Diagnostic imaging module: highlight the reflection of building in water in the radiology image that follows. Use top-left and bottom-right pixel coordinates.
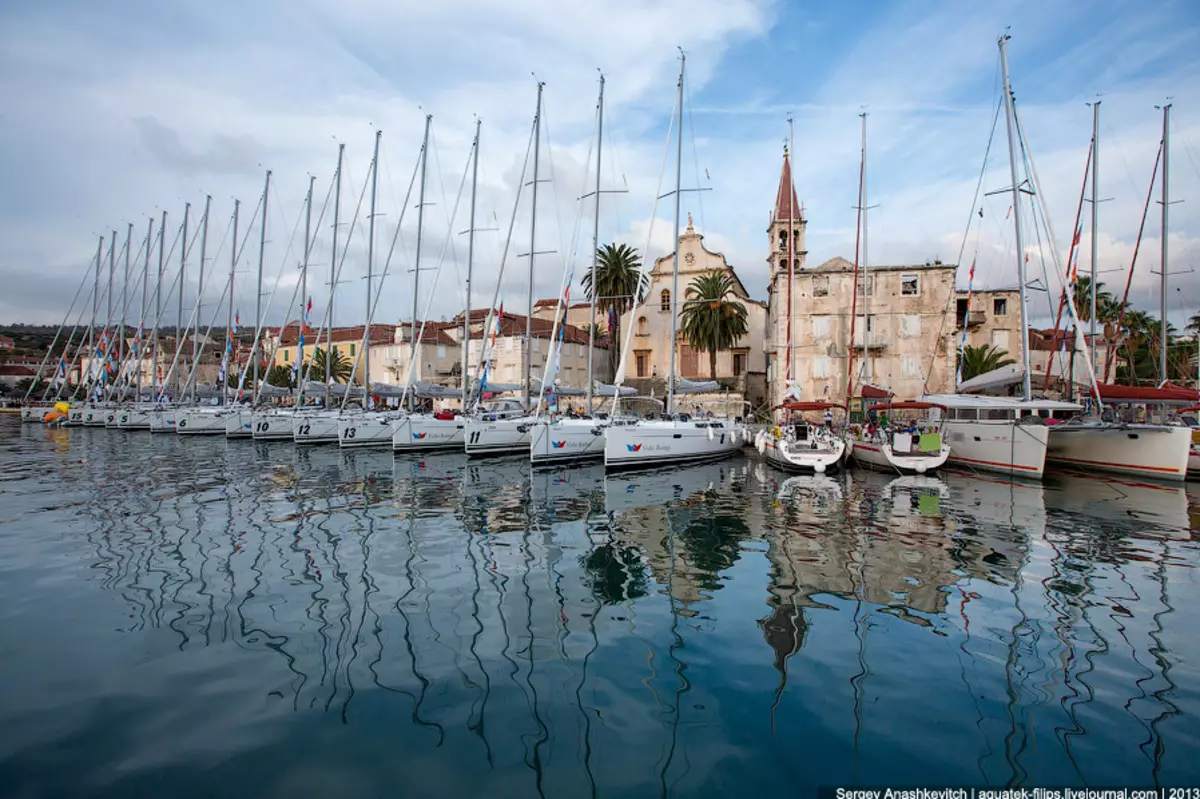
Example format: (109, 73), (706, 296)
(755, 473), (1031, 673)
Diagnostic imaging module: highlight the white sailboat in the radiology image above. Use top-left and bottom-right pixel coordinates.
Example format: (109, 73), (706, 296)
(528, 74), (633, 466)
(756, 402), (847, 474)
(604, 53), (745, 470)
(338, 128), (402, 449)
(924, 35), (1082, 480)
(464, 85), (548, 459)
(225, 171), (272, 439)
(1041, 104), (1192, 482)
(849, 401), (951, 475)
(180, 198), (241, 436)
(393, 119), (474, 454)
(117, 217), (159, 430)
(294, 143), (346, 446)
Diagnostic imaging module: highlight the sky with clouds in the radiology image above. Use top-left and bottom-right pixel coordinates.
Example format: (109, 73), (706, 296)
(2, 0), (1199, 334)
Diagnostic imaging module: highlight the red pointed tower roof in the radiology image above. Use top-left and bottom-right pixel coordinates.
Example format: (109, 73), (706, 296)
(774, 147), (801, 222)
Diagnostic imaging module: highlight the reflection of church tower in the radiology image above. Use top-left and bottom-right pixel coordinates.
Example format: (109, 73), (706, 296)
(767, 148), (807, 402)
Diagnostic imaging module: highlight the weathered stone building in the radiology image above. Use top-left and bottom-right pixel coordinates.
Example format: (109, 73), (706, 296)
(765, 151), (957, 408)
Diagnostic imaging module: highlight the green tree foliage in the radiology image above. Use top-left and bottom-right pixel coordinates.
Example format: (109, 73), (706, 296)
(678, 271), (749, 380)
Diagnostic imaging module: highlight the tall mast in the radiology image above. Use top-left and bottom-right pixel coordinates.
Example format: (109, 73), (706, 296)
(89, 235), (101, 394)
(177, 203), (189, 398)
(224, 200), (239, 406)
(463, 119), (481, 405)
(1160, 103), (1171, 385)
(301, 175), (314, 387)
(525, 82), (544, 411)
(106, 232), (115, 396)
(154, 210), (166, 397)
(253, 172), (271, 395)
(846, 115), (865, 402)
(998, 34), (1032, 401)
(120, 223), (131, 396)
(328, 144), (344, 400)
(786, 118), (795, 388)
(411, 115), (432, 411)
(139, 218), (152, 400)
(1090, 102), (1100, 373)
(193, 195), (211, 400)
(365, 130), (381, 406)
(864, 112), (873, 376)
(587, 75), (605, 412)
(666, 52), (685, 416)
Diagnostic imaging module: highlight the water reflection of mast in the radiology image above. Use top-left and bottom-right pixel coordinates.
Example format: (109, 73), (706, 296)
(1145, 540), (1179, 786)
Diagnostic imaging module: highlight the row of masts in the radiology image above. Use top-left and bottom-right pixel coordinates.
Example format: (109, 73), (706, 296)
(30, 74), (622, 416)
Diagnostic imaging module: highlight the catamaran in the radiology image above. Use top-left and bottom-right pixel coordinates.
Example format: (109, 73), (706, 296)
(603, 53), (746, 470)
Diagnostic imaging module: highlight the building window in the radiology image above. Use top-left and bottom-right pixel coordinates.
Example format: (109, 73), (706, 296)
(900, 315), (921, 338)
(812, 316), (830, 340)
(283, 350), (289, 362)
(993, 297), (1008, 316)
(636, 352), (648, 378)
(732, 352), (746, 376)
(901, 274), (920, 296)
(857, 276), (873, 296)
(637, 316), (648, 336)
(812, 356), (831, 379)
(859, 357), (873, 378)
(533, 338), (540, 353)
(660, 290), (671, 312)
(812, 276), (829, 297)
(778, 230), (788, 252)
(350, 343), (356, 357)
(902, 356), (922, 378)
(437, 344), (446, 358)
(992, 330), (1008, 350)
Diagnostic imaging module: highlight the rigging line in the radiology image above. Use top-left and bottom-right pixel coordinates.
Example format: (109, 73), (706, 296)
(469, 115), (537, 399)
(340, 139), (423, 410)
(177, 211), (237, 397)
(532, 103), (598, 419)
(923, 95), (1002, 392)
(295, 167), (371, 404)
(609, 82), (677, 414)
(1014, 99), (1104, 404)
(1170, 106), (1200, 185)
(429, 127), (465, 303)
(684, 75), (707, 234)
(538, 97), (572, 289)
(22, 254), (94, 399)
(399, 132), (475, 406)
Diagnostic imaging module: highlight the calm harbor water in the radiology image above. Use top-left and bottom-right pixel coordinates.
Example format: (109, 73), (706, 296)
(1, 416), (1198, 797)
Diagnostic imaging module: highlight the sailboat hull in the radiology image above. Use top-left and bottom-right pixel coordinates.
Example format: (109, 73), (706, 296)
(82, 406), (106, 427)
(850, 435), (950, 475)
(338, 414), (395, 449)
(116, 407), (152, 430)
(464, 417), (533, 457)
(529, 418), (605, 464)
(251, 411), (295, 441)
(393, 415), (465, 452)
(1047, 424), (1189, 482)
(224, 409), (253, 438)
(604, 420), (742, 470)
(293, 411), (341, 445)
(941, 420), (1048, 479)
(177, 408), (228, 435)
(756, 431), (846, 474)
(149, 408), (177, 433)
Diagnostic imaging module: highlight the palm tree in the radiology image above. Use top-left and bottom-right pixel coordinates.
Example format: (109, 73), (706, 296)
(958, 344), (1015, 382)
(1187, 314), (1200, 336)
(308, 347), (353, 384)
(1071, 276), (1118, 323)
(265, 364), (295, 389)
(580, 243), (647, 373)
(678, 271), (749, 380)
